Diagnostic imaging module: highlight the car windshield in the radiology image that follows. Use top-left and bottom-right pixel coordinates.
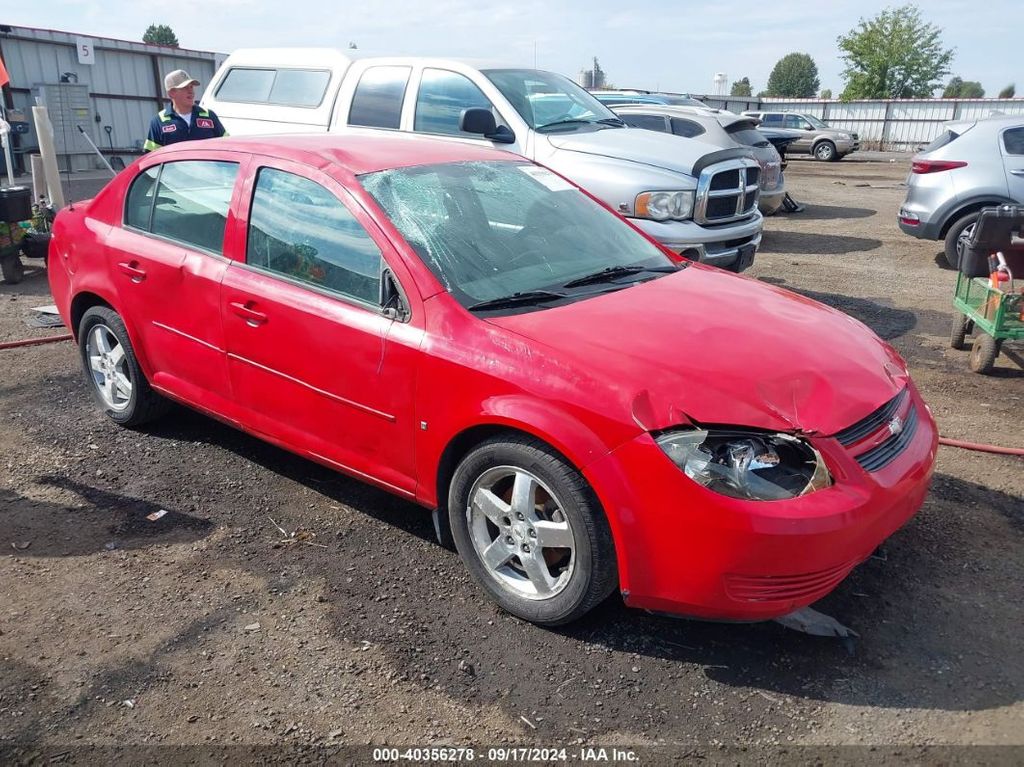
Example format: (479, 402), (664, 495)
(360, 161), (676, 312)
(805, 114), (829, 129)
(484, 69), (622, 131)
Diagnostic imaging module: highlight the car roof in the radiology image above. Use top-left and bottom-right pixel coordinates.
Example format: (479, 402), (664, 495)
(150, 132), (520, 175)
(613, 104), (756, 130)
(223, 48), (523, 72)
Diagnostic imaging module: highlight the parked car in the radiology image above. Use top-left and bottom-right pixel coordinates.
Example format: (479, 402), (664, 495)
(591, 90), (708, 108)
(613, 104), (785, 215)
(49, 134), (937, 626)
(742, 111), (859, 161)
(201, 50), (762, 271)
(898, 115), (1024, 268)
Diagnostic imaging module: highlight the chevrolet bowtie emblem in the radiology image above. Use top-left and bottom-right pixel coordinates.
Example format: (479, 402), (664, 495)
(887, 415), (904, 437)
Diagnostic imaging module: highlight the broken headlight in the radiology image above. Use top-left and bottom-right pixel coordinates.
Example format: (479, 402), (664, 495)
(655, 429), (832, 501)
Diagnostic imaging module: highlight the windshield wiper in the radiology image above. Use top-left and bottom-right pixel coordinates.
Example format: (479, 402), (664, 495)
(467, 289), (567, 311)
(562, 264), (678, 289)
(536, 118), (596, 132)
(596, 117), (625, 127)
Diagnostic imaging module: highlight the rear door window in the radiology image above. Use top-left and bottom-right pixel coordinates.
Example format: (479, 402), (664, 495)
(414, 69), (495, 136)
(349, 66), (411, 129)
(760, 114), (783, 127)
(670, 118), (706, 138)
(125, 166), (160, 230)
(621, 114), (670, 132)
(1003, 127), (1024, 155)
(247, 168), (382, 305)
(149, 161), (239, 254)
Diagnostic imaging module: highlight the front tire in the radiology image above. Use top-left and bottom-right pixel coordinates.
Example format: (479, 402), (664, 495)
(78, 306), (169, 426)
(448, 436), (618, 626)
(813, 141), (837, 161)
(968, 334), (999, 374)
(944, 212), (980, 270)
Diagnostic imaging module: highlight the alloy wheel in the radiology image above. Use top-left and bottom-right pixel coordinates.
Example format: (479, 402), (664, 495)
(86, 324), (133, 411)
(466, 466), (576, 600)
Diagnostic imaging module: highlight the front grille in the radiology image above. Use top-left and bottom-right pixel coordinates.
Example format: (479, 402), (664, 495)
(835, 388), (908, 447)
(696, 161), (761, 224)
(707, 198), (737, 218)
(710, 170), (740, 191)
(855, 405), (919, 472)
(725, 560), (856, 603)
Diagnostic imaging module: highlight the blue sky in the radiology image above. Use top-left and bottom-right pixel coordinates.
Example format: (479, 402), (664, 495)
(5, 1), (1018, 96)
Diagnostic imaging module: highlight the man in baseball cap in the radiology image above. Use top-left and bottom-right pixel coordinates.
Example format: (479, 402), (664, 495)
(143, 69), (227, 151)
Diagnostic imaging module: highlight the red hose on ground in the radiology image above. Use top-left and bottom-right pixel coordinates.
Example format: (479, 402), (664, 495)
(0, 333), (73, 350)
(939, 436), (1024, 457)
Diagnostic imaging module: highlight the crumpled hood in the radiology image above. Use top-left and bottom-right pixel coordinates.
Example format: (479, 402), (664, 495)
(544, 127), (716, 177)
(490, 267), (908, 436)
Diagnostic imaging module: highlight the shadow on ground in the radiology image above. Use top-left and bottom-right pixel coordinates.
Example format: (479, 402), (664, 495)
(760, 230), (882, 255)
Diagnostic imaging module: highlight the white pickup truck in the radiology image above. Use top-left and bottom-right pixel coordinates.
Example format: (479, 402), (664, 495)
(202, 49), (763, 270)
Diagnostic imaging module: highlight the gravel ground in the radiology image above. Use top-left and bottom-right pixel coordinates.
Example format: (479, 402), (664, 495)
(0, 156), (1021, 761)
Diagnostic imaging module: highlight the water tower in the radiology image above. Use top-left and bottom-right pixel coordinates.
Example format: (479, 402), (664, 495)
(713, 73), (727, 96)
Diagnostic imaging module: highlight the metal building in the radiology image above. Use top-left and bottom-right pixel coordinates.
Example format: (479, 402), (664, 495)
(0, 24), (223, 173)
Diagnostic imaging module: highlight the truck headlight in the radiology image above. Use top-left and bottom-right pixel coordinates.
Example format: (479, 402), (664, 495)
(634, 190), (694, 221)
(655, 429), (832, 501)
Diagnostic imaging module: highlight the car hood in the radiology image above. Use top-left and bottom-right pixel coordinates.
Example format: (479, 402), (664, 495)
(543, 127), (720, 176)
(489, 266), (907, 436)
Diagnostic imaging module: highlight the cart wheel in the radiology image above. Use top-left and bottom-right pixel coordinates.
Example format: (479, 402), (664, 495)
(949, 312), (970, 350)
(968, 334), (1000, 374)
(1, 254), (25, 285)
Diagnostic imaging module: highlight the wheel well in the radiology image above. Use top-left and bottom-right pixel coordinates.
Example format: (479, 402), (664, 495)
(812, 138), (835, 150)
(435, 425), (536, 514)
(938, 201), (1011, 239)
(69, 292), (113, 339)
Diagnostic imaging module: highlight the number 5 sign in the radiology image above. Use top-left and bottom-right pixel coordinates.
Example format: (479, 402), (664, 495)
(76, 37), (95, 65)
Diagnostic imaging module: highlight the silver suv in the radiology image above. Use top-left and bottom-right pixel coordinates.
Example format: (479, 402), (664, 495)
(898, 115), (1024, 267)
(743, 111), (859, 161)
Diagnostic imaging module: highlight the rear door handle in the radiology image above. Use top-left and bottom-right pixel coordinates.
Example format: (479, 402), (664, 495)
(117, 261), (146, 282)
(229, 300), (268, 327)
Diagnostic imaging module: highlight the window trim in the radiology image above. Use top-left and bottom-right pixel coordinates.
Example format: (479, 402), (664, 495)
(213, 66), (332, 109)
(121, 160), (238, 260)
(241, 164), (396, 316)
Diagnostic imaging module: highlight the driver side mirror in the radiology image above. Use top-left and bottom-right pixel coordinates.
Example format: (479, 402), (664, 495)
(380, 270), (409, 322)
(459, 108), (516, 144)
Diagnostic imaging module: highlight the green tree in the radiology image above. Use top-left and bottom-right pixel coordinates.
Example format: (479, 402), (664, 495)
(837, 4), (953, 99)
(143, 24), (179, 47)
(999, 83), (1016, 98)
(765, 53), (820, 98)
(943, 77), (985, 98)
(821, 88), (833, 100)
(730, 77), (752, 97)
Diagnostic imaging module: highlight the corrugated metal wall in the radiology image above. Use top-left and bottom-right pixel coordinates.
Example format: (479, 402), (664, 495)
(699, 95), (1024, 150)
(0, 25), (222, 171)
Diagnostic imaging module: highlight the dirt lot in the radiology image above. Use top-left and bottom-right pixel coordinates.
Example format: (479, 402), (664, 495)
(0, 156), (1021, 760)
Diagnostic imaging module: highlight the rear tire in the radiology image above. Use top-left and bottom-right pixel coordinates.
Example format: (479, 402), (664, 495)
(448, 435), (618, 626)
(943, 212), (980, 270)
(813, 141), (837, 162)
(949, 312), (970, 350)
(968, 334), (999, 374)
(1, 254), (24, 284)
(78, 306), (170, 426)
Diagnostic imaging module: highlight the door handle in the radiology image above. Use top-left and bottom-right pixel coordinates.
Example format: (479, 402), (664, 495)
(229, 300), (268, 327)
(1011, 169), (1024, 176)
(117, 261), (146, 282)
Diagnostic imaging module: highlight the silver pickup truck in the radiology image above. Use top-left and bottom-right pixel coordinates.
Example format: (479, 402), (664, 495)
(202, 49), (763, 270)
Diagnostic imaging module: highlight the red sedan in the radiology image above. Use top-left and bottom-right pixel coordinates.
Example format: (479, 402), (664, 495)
(48, 134), (937, 626)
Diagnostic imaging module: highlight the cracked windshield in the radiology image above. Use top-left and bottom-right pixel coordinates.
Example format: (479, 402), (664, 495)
(360, 161), (677, 311)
